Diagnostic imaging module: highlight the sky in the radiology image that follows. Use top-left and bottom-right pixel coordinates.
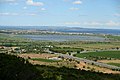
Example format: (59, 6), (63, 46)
(0, 0), (120, 29)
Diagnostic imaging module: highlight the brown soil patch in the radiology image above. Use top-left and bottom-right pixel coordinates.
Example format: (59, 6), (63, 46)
(98, 60), (120, 63)
(76, 61), (120, 74)
(18, 53), (76, 68)
(18, 53), (57, 59)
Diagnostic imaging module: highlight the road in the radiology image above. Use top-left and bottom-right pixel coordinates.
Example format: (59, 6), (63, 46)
(45, 49), (120, 70)
(59, 54), (120, 70)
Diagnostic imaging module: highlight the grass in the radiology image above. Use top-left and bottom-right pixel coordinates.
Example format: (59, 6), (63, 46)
(107, 63), (120, 67)
(107, 35), (120, 41)
(76, 51), (120, 59)
(53, 48), (83, 51)
(49, 47), (84, 54)
(54, 41), (120, 51)
(31, 58), (61, 62)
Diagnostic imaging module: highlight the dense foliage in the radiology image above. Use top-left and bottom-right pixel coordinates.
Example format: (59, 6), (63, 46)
(49, 47), (84, 54)
(0, 53), (41, 80)
(0, 53), (120, 80)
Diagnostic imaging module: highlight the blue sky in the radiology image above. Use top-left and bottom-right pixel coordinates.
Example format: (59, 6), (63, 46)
(0, 0), (120, 29)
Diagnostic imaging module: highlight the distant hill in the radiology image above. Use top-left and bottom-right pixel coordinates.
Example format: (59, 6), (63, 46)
(0, 26), (120, 35)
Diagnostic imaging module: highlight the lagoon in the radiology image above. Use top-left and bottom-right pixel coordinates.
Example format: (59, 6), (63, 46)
(18, 34), (105, 41)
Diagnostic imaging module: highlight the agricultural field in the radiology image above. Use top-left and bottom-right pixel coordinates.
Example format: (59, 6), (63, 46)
(98, 60), (120, 67)
(107, 63), (120, 67)
(106, 35), (120, 41)
(76, 51), (120, 60)
(18, 53), (120, 74)
(76, 51), (120, 70)
(18, 53), (77, 68)
(0, 33), (120, 74)
(53, 41), (120, 51)
(49, 47), (84, 54)
(0, 33), (53, 53)
(0, 33), (120, 52)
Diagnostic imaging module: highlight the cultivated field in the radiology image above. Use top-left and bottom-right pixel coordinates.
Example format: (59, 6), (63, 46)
(76, 51), (120, 60)
(1, 33), (120, 74)
(98, 60), (120, 67)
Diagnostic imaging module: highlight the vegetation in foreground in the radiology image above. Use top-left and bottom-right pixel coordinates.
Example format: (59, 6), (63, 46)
(31, 58), (61, 62)
(0, 53), (120, 80)
(49, 47), (84, 54)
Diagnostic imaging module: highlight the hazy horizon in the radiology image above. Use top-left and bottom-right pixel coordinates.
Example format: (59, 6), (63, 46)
(0, 0), (120, 29)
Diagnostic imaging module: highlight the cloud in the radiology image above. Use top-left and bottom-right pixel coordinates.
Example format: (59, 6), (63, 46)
(0, 0), (18, 4)
(0, 12), (19, 16)
(23, 7), (27, 9)
(9, 2), (18, 5)
(64, 21), (120, 27)
(83, 21), (120, 26)
(105, 21), (120, 26)
(65, 22), (80, 25)
(114, 13), (120, 17)
(83, 22), (102, 26)
(78, 14), (88, 16)
(2, 0), (16, 2)
(40, 8), (46, 11)
(0, 12), (37, 16)
(6, 0), (15, 2)
(26, 0), (44, 6)
(73, 0), (82, 5)
(25, 13), (37, 16)
(63, 0), (69, 1)
(70, 7), (79, 10)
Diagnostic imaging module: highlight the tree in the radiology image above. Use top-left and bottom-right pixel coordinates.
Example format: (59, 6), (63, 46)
(77, 51), (80, 54)
(116, 47), (119, 50)
(68, 52), (71, 55)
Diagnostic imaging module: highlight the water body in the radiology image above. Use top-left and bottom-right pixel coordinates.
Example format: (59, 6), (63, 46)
(19, 34), (105, 41)
(56, 28), (120, 35)
(0, 26), (120, 35)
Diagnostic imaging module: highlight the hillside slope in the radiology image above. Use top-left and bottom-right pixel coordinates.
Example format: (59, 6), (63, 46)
(0, 53), (120, 80)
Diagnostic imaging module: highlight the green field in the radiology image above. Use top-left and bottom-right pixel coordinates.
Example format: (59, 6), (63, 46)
(76, 51), (120, 60)
(54, 41), (120, 51)
(49, 47), (84, 54)
(0, 33), (120, 55)
(107, 63), (120, 67)
(31, 58), (61, 62)
(106, 35), (120, 41)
